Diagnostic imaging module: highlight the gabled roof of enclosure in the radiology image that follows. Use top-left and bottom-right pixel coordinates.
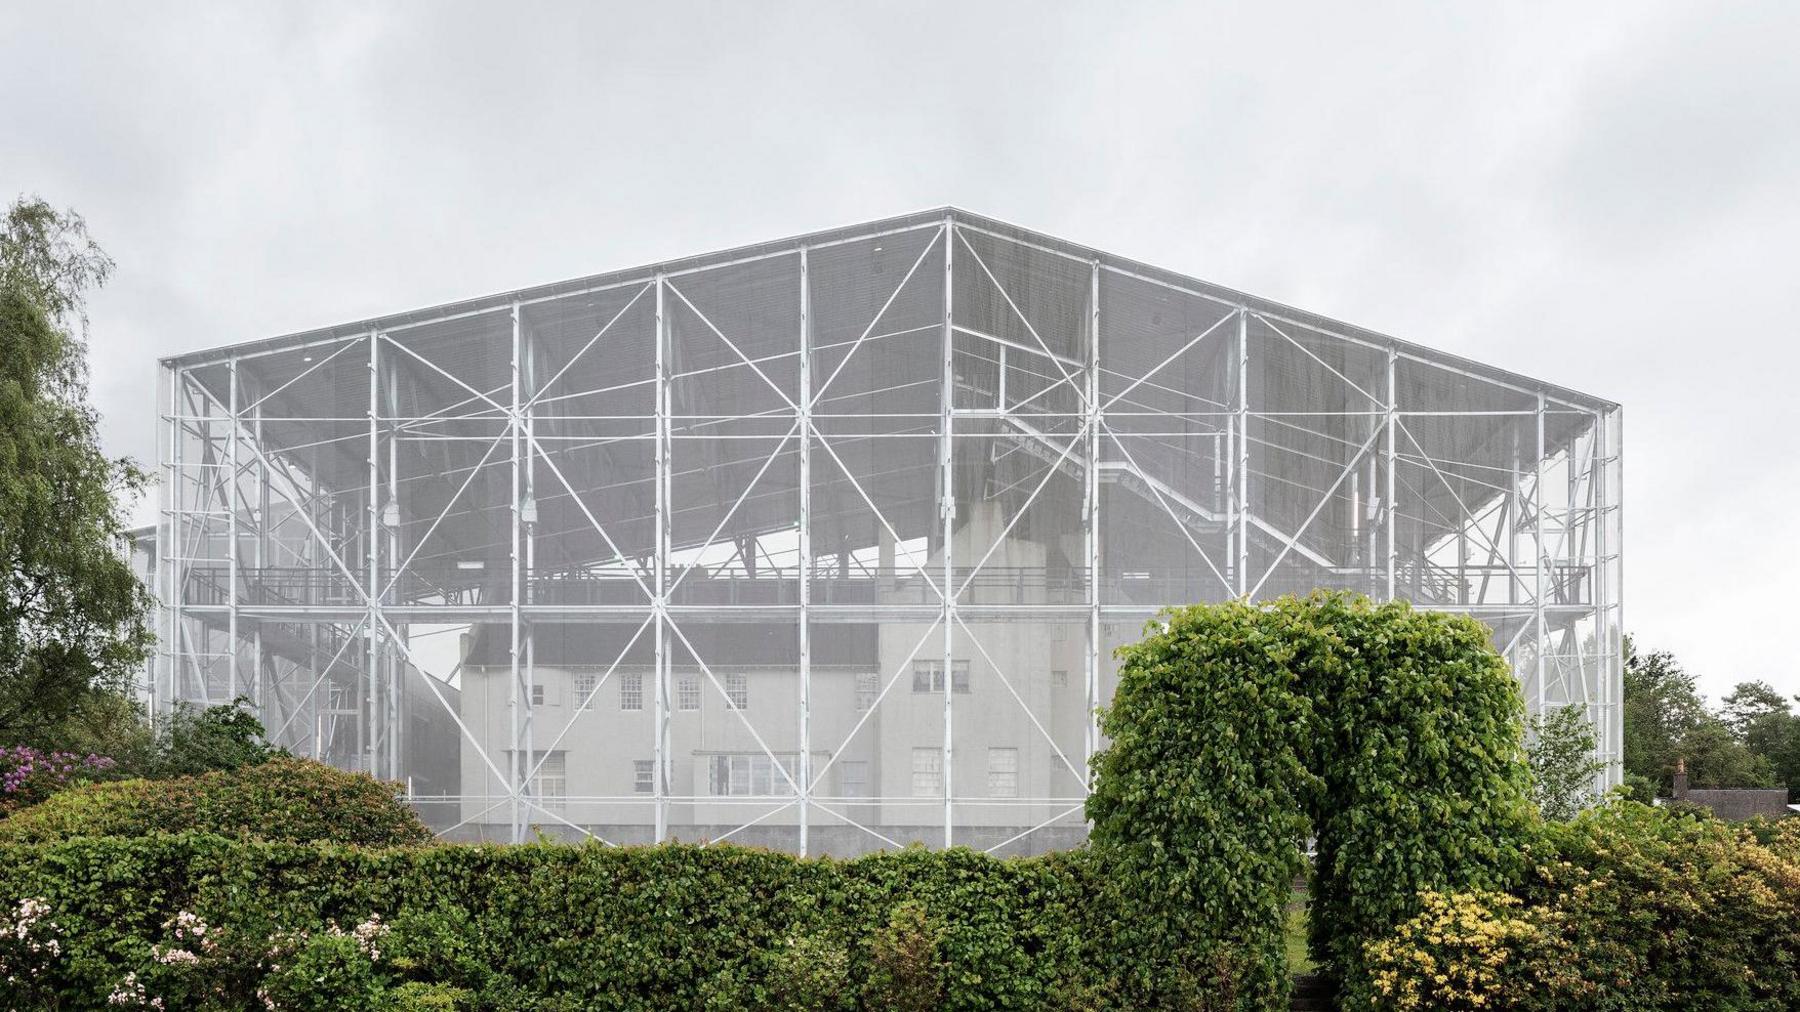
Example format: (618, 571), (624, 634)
(161, 207), (1615, 413)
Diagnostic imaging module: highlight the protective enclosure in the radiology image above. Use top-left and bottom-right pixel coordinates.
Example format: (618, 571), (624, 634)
(155, 209), (1622, 853)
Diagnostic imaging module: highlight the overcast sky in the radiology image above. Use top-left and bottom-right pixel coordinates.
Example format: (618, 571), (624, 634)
(3, 2), (1794, 701)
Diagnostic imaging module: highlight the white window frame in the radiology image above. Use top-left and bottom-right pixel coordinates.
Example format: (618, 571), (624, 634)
(854, 671), (879, 711)
(619, 672), (644, 711)
(707, 753), (798, 797)
(840, 759), (870, 799)
(911, 747), (943, 798)
(987, 747), (1018, 798)
(572, 670), (598, 710)
(911, 660), (970, 694)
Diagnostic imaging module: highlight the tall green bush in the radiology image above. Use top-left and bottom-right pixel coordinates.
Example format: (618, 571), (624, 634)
(1088, 593), (1535, 1005)
(0, 756), (430, 846)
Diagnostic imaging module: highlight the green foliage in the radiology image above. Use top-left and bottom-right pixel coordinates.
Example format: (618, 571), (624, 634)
(1, 195), (114, 338)
(863, 902), (943, 1012)
(0, 196), (149, 747)
(1620, 639), (1777, 794)
(0, 286), (152, 743)
(1724, 681), (1800, 801)
(0, 835), (1130, 1011)
(1526, 704), (1606, 820)
(0, 756), (431, 846)
(1351, 802), (1800, 1010)
(764, 929), (854, 1012)
(1088, 593), (1534, 1004)
(141, 697), (282, 778)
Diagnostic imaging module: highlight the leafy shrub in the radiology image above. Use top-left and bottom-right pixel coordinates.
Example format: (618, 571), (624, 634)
(142, 697), (281, 778)
(1088, 593), (1534, 1005)
(1525, 704), (1606, 820)
(0, 756), (430, 846)
(765, 930), (854, 1012)
(1352, 802), (1800, 1010)
(863, 903), (942, 1012)
(0, 834), (1145, 1011)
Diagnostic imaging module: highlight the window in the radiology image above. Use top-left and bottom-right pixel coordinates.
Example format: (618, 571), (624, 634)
(531, 751), (566, 807)
(1051, 669), (1068, 689)
(677, 674), (701, 711)
(840, 760), (870, 799)
(572, 670), (598, 709)
(854, 672), (879, 711)
(530, 684), (546, 707)
(619, 672), (643, 711)
(707, 753), (798, 797)
(987, 747), (1018, 798)
(911, 660), (970, 694)
(633, 759), (655, 795)
(911, 747), (943, 798)
(725, 673), (748, 710)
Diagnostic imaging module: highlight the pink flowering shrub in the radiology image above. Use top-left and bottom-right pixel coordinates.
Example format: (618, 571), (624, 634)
(0, 745), (117, 813)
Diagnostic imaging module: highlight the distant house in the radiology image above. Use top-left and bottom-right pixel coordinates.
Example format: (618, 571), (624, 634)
(1658, 758), (1793, 821)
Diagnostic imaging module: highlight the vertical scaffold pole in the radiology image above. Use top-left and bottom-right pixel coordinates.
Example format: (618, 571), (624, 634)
(940, 214), (955, 849)
(797, 245), (812, 856)
(509, 307), (524, 842)
(367, 331), (381, 779)
(227, 359), (240, 703)
(1236, 311), (1249, 597)
(1385, 347), (1397, 600)
(1535, 391), (1547, 716)
(1085, 259), (1101, 786)
(654, 274), (669, 843)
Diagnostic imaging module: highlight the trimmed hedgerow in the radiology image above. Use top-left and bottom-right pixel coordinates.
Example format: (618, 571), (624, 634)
(1087, 593), (1535, 1006)
(0, 833), (1141, 1011)
(0, 756), (431, 847)
(1352, 803), (1800, 1011)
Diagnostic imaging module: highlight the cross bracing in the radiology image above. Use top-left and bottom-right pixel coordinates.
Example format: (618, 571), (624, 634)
(155, 208), (1622, 853)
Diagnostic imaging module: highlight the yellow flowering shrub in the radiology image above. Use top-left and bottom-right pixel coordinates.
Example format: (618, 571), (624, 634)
(1355, 891), (1589, 1010)
(1355, 803), (1800, 1011)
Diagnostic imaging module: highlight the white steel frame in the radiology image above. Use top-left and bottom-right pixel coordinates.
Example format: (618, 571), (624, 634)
(155, 208), (1623, 853)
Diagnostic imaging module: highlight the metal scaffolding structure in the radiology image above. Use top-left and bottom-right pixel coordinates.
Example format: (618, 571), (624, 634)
(155, 208), (1622, 854)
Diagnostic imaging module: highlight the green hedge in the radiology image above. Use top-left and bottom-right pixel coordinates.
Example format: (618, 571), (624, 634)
(1087, 593), (1534, 1004)
(0, 833), (1148, 1011)
(1352, 803), (1800, 1010)
(0, 756), (432, 847)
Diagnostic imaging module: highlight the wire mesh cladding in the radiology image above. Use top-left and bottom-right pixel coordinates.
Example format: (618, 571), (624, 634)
(155, 209), (1622, 855)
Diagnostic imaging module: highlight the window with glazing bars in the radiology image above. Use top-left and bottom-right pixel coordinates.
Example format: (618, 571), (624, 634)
(619, 672), (643, 711)
(840, 759), (869, 798)
(987, 747), (1018, 798)
(912, 660), (970, 694)
(531, 752), (565, 807)
(572, 670), (598, 709)
(707, 753), (798, 797)
(911, 747), (943, 797)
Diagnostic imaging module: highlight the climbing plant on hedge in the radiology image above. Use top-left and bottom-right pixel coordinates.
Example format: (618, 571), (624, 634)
(1087, 592), (1535, 1006)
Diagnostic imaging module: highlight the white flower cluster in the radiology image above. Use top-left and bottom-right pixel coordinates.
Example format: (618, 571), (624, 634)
(149, 909), (219, 969)
(2, 896), (63, 990)
(346, 914), (388, 962)
(105, 970), (165, 1009)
